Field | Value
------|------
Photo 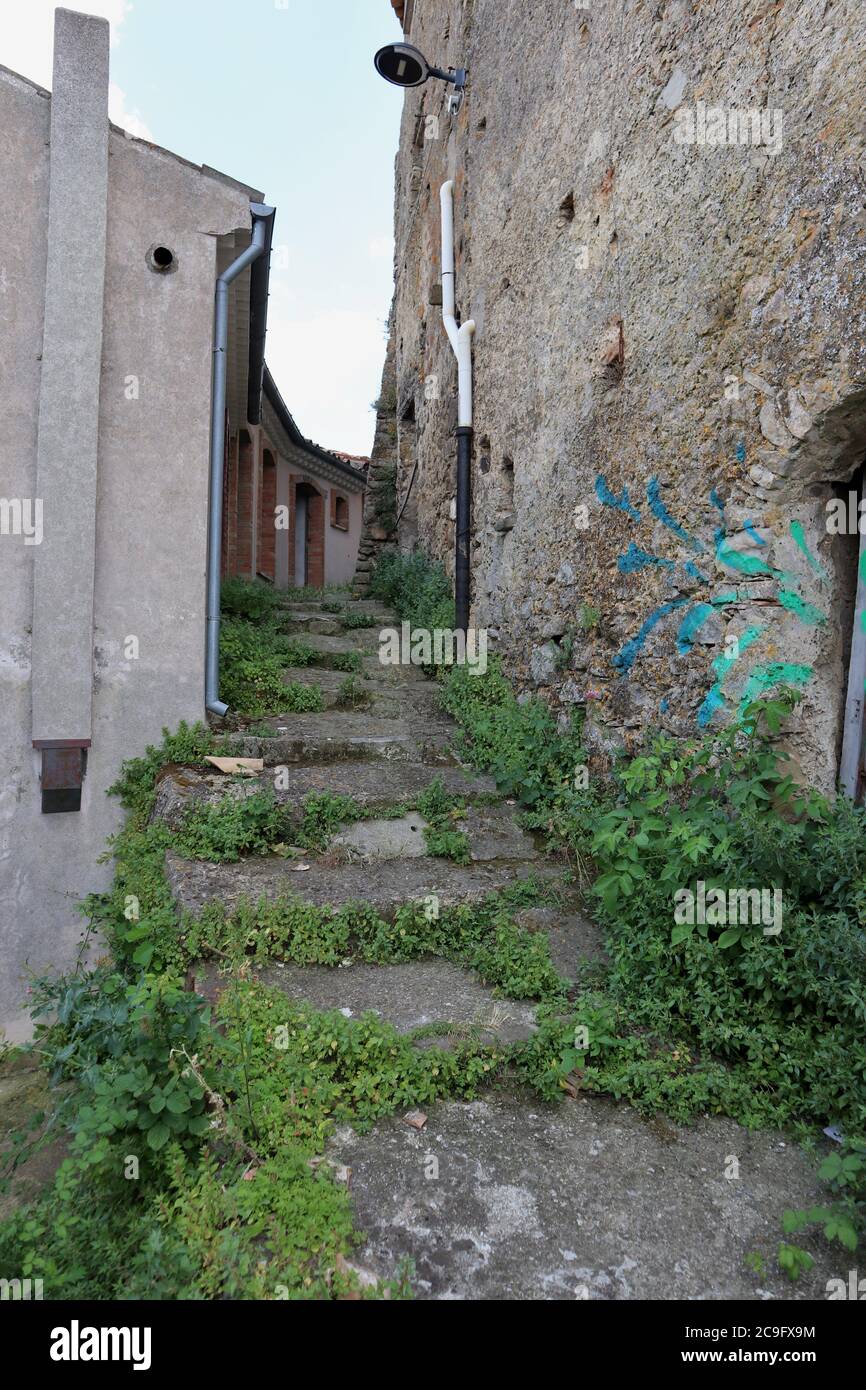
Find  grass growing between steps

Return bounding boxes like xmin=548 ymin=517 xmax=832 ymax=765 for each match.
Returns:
xmin=0 ymin=717 xmax=568 ymax=1299
xmin=371 ymin=548 xmax=866 ymax=1267
xmin=169 ymin=777 xmax=475 ymax=866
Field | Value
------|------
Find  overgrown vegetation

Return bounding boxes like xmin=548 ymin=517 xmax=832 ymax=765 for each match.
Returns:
xmin=368 ymin=549 xmax=866 ymax=1267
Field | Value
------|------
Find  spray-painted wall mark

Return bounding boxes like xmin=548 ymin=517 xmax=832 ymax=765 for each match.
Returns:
xmin=612 ymin=598 xmax=690 ymax=675
xmin=617 ymin=542 xmax=674 ymax=574
xmin=742 ymin=519 xmax=766 ymax=547
xmin=696 ymin=624 xmax=765 ymax=727
xmin=714 ymin=536 xmax=781 ymax=579
xmin=677 ymin=603 xmax=716 ymax=653
xmin=791 ymin=519 xmax=829 ymax=582
xmin=778 ymin=590 xmax=826 ymax=626
xmin=610 ymin=483 xmax=823 ymax=709
xmin=596 ymin=474 xmax=641 ymax=521
xmin=737 ymin=662 xmax=814 ymax=714
xmin=647 ymin=477 xmax=704 ymax=550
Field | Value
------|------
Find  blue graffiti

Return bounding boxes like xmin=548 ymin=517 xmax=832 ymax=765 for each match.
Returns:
xmin=613 ymin=598 xmax=690 ymax=675
xmin=617 ymin=542 xmax=675 ymax=574
xmin=596 ymin=474 xmax=641 ymax=521
xmin=742 ymin=518 xmax=766 ymax=547
xmin=676 ymin=603 xmax=716 ymax=654
xmin=647 ymin=477 xmax=704 ymax=551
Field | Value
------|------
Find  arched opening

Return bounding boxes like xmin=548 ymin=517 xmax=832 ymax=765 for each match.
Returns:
xmin=258 ymin=449 xmax=277 ymax=581
xmin=236 ymin=429 xmax=254 ymax=576
xmin=293 ymin=480 xmax=325 ymax=589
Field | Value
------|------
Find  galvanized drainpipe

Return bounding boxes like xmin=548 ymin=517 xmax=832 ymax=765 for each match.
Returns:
xmin=206 ymin=202 xmax=275 ymax=716
xmin=440 ymin=180 xmax=475 ymax=635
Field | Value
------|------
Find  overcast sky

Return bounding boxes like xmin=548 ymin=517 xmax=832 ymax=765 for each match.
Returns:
xmin=5 ymin=0 xmax=403 ymax=455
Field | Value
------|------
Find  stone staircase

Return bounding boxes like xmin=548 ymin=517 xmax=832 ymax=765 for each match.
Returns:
xmin=152 ymin=592 xmax=834 ymax=1301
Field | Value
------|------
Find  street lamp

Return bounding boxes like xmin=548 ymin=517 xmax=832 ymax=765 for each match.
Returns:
xmin=374 ymin=42 xmax=466 ymax=114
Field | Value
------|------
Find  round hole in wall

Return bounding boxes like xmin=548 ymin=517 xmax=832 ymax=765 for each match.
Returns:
xmin=146 ymin=243 xmax=178 ymax=274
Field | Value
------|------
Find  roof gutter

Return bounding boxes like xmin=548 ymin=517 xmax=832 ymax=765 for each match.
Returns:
xmin=262 ymin=365 xmax=368 ymax=485
xmin=206 ymin=202 xmax=275 ymax=717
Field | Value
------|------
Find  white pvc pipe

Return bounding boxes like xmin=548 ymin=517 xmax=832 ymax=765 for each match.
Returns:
xmin=440 ymin=180 xmax=475 ymax=426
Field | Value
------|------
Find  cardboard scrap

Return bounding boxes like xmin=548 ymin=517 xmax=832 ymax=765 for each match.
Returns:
xmin=204 ymin=756 xmax=264 ymax=775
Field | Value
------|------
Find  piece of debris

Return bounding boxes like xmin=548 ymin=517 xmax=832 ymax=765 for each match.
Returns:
xmin=402 ymin=1110 xmax=428 ymax=1131
xmin=290 ymin=863 xmax=311 ymax=873
xmin=204 ymin=756 xmax=264 ymax=775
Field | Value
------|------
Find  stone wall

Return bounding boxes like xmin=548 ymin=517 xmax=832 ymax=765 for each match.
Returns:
xmin=353 ymin=325 xmax=399 ymax=592
xmin=385 ymin=0 xmax=866 ymax=789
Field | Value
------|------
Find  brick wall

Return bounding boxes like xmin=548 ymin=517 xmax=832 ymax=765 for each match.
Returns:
xmin=236 ymin=429 xmax=254 ymax=576
xmin=258 ymin=449 xmax=277 ymax=579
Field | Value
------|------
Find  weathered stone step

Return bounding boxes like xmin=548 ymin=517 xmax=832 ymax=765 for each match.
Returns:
xmin=153 ymin=760 xmax=499 ymax=828
xmin=279 ymin=598 xmax=392 ymax=619
xmin=166 ymin=849 xmax=564 ymax=920
xmin=294 ymin=627 xmax=384 ymax=654
xmin=196 ymin=959 xmax=538 ymax=1047
xmin=225 ymin=712 xmax=458 ymax=766
xmin=285 ymin=631 xmax=430 ymax=682
xmin=280 ymin=666 xmax=442 ymax=717
xmin=325 ymin=1093 xmax=836 ymax=1301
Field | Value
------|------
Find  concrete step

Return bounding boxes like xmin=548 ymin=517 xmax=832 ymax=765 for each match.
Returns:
xmin=279 ymin=598 xmax=392 ymax=619
xmin=279 ymin=666 xmax=443 ymax=717
xmin=324 ymin=1093 xmax=836 ymax=1301
xmin=283 ymin=631 xmax=430 ymax=683
xmin=165 ymin=848 xmax=564 ymax=920
xmin=152 ymin=760 xmax=499 ymax=829
xmin=225 ymin=712 xmax=458 ymax=766
xmin=195 ymin=958 xmax=539 ymax=1047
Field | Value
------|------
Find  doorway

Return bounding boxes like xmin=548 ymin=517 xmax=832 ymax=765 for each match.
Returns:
xmin=293 ymin=481 xmax=324 ymax=589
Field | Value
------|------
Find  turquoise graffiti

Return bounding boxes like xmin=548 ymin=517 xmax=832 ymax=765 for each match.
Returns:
xmin=606 ymin=478 xmax=827 ymax=723
xmin=697 ymin=625 xmax=765 ymax=727
xmin=676 ymin=603 xmax=716 ymax=654
xmin=737 ymin=662 xmax=814 ymax=714
xmin=790 ymin=519 xmax=829 ymax=582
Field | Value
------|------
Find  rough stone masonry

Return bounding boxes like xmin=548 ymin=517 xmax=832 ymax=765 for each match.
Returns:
xmin=359 ymin=0 xmax=866 ymax=790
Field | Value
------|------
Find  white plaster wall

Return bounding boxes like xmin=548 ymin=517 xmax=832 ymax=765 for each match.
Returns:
xmin=0 ymin=66 xmax=250 ymax=1036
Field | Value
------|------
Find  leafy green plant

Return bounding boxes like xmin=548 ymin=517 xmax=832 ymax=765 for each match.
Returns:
xmin=282 ymin=681 xmax=324 ymax=713
xmin=777 ymin=1243 xmax=815 ymax=1282
xmin=294 ymin=792 xmax=364 ymax=852
xmin=782 ymin=1141 xmax=865 ymax=1255
xmin=173 ymin=790 xmax=286 ymax=863
xmin=330 ymin=651 xmax=363 ymax=674
xmin=342 ymin=611 xmax=377 ymax=630
xmin=416 ymin=777 xmax=471 ymax=863
xmin=336 ymin=675 xmax=372 ymax=709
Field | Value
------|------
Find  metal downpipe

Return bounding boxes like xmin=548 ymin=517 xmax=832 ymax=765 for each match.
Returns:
xmin=205 ymin=202 xmax=275 ymax=716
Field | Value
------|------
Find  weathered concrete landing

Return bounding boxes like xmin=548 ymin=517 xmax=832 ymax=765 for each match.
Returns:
xmin=328 ymin=1094 xmax=836 ymax=1301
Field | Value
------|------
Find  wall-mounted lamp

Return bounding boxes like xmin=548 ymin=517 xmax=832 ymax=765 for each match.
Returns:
xmin=374 ymin=43 xmax=466 ymax=115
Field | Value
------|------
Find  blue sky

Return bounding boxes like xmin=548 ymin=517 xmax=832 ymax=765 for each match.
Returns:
xmin=8 ymin=1 xmax=404 ymax=454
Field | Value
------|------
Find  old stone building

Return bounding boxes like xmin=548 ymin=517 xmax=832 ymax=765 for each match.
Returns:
xmin=369 ymin=0 xmax=866 ymax=792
